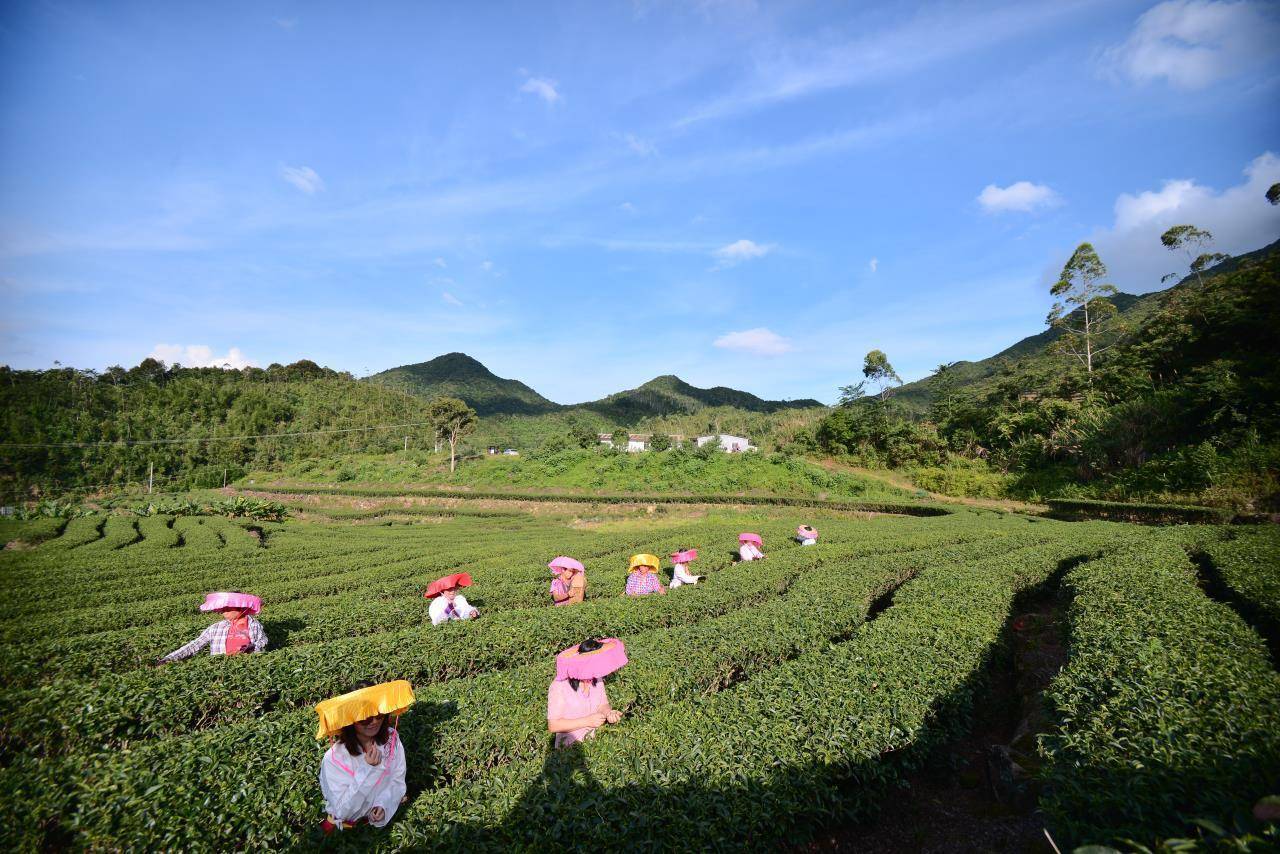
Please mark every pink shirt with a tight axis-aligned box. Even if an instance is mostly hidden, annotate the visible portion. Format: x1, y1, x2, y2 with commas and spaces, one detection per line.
546, 678, 609, 748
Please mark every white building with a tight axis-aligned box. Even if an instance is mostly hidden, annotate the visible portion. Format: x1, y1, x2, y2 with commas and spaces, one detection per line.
696, 434, 755, 453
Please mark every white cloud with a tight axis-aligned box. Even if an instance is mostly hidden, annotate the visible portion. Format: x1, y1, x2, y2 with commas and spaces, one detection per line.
442, 292, 464, 307
712, 238, 773, 267
433, 257, 447, 268
149, 344, 256, 369
714, 327, 793, 356
619, 201, 637, 213
869, 257, 879, 273
1072, 151, 1280, 292
519, 76, 562, 104
977, 181, 1061, 213
620, 133, 657, 157
1102, 0, 1280, 90
280, 165, 324, 194
274, 17, 298, 29
480, 260, 494, 272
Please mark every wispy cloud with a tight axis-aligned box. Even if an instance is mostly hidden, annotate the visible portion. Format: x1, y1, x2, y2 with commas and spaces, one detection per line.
520, 75, 562, 104
712, 238, 773, 267
441, 291, 464, 307
977, 180, 1061, 213
274, 17, 298, 30
1101, 0, 1280, 90
868, 257, 878, 273
150, 344, 256, 369
619, 132, 657, 157
676, 0, 1105, 126
713, 327, 793, 355
433, 257, 447, 268
281, 165, 324, 194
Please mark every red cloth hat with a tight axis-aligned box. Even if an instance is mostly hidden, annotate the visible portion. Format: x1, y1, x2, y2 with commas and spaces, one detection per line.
424, 572, 473, 598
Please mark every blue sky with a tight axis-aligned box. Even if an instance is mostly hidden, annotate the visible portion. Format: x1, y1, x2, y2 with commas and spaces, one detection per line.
2, 0, 1278, 405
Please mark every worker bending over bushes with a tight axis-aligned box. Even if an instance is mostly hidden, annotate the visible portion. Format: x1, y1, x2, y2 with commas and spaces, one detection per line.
624, 554, 666, 596
315, 680, 413, 832
549, 556, 586, 605
547, 638, 627, 748
425, 572, 479, 624
157, 591, 267, 664
795, 525, 818, 545
738, 532, 766, 561
669, 547, 702, 588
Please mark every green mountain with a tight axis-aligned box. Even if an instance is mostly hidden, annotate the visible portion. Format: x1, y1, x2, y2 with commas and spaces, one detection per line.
368, 352, 561, 417
579, 374, 822, 423
893, 239, 1280, 413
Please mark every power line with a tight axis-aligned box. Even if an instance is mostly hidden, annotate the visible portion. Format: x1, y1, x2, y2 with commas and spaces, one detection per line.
0, 420, 434, 449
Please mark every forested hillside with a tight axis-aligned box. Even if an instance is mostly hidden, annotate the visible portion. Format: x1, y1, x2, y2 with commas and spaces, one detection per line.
811, 242, 1280, 509
0, 360, 435, 500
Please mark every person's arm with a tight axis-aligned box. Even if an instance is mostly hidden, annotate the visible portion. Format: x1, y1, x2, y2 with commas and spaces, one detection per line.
455, 594, 478, 618
319, 746, 383, 822
429, 599, 447, 626
250, 618, 268, 653
160, 625, 214, 662
551, 581, 570, 603
368, 733, 407, 827
547, 683, 608, 733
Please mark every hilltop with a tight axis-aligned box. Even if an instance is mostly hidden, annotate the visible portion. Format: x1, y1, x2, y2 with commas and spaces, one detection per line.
368, 353, 561, 417
578, 375, 822, 423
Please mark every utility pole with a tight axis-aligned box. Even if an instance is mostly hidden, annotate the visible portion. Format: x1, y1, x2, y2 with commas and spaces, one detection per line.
148, 462, 153, 494
404, 436, 409, 452
222, 467, 228, 488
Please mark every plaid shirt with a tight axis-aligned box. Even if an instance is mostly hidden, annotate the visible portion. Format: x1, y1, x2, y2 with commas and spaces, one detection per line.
624, 571, 662, 596
163, 617, 268, 660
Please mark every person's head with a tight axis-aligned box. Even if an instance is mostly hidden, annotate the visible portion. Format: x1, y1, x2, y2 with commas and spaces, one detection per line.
568, 638, 605, 692
340, 713, 390, 755
442, 586, 458, 602
219, 607, 246, 621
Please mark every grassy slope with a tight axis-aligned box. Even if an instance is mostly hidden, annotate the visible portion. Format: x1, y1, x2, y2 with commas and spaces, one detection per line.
245, 449, 909, 500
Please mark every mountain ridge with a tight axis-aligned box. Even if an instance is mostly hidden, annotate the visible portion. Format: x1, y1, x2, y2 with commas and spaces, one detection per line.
369, 353, 823, 422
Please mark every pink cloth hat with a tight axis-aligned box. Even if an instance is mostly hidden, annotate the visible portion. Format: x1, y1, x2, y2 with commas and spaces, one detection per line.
199, 591, 262, 615
555, 637, 628, 681
670, 548, 698, 564
739, 532, 762, 546
797, 525, 818, 539
548, 556, 585, 574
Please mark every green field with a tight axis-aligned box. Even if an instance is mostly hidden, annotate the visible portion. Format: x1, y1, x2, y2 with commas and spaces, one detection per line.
248, 447, 910, 499
0, 497, 1277, 851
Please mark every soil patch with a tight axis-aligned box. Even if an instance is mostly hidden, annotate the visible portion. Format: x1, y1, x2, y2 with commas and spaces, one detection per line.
807, 579, 1070, 853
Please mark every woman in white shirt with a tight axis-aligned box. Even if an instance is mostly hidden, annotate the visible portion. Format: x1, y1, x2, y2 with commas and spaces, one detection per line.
738, 533, 765, 561
319, 713, 407, 831
668, 547, 702, 588
424, 572, 479, 625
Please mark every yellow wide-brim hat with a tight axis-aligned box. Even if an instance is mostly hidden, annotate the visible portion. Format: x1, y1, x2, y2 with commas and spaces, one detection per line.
314, 680, 415, 740
629, 553, 661, 571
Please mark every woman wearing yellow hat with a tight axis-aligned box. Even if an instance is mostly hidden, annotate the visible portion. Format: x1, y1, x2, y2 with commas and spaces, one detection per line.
623, 553, 666, 596
315, 681, 414, 832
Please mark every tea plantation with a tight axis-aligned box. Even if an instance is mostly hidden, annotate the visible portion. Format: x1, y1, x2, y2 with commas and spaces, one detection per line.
0, 500, 1276, 851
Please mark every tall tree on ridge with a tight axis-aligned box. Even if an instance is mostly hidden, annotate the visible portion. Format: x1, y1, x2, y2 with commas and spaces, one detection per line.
1160, 225, 1228, 288
429, 396, 477, 473
862, 349, 901, 403
1048, 242, 1122, 381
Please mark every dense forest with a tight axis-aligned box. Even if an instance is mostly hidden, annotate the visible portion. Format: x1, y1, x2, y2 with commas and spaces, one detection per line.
0, 360, 436, 501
